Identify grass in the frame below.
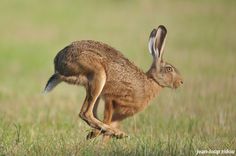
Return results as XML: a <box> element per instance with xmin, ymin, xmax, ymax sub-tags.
<box><xmin>0</xmin><ymin>0</ymin><xmax>235</xmax><ymax>155</ymax></box>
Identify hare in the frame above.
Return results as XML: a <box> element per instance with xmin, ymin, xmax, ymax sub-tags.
<box><xmin>44</xmin><ymin>25</ymin><xmax>183</xmax><ymax>140</ymax></box>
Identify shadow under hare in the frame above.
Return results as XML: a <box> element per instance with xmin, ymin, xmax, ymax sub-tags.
<box><xmin>44</xmin><ymin>25</ymin><xmax>183</xmax><ymax>140</ymax></box>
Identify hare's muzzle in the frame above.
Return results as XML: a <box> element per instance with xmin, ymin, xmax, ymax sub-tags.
<box><xmin>173</xmin><ymin>79</ymin><xmax>183</xmax><ymax>89</ymax></box>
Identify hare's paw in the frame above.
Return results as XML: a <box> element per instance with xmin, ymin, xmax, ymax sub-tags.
<box><xmin>104</xmin><ymin>128</ymin><xmax>128</xmax><ymax>139</ymax></box>
<box><xmin>113</xmin><ymin>130</ymin><xmax>128</xmax><ymax>139</ymax></box>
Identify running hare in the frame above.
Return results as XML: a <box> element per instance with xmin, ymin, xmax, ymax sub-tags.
<box><xmin>44</xmin><ymin>25</ymin><xmax>183</xmax><ymax>140</ymax></box>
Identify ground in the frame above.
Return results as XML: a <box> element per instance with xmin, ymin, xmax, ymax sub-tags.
<box><xmin>0</xmin><ymin>0</ymin><xmax>235</xmax><ymax>155</ymax></box>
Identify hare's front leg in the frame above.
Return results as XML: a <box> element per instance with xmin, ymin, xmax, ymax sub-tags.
<box><xmin>86</xmin><ymin>99</ymin><xmax>127</xmax><ymax>140</ymax></box>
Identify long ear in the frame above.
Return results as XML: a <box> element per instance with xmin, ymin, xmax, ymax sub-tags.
<box><xmin>148</xmin><ymin>25</ymin><xmax>167</xmax><ymax>60</ymax></box>
<box><xmin>148</xmin><ymin>28</ymin><xmax>158</xmax><ymax>58</ymax></box>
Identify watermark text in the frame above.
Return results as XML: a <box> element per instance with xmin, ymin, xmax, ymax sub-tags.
<box><xmin>196</xmin><ymin>149</ymin><xmax>235</xmax><ymax>155</ymax></box>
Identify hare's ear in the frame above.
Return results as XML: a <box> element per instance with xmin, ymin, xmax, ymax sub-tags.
<box><xmin>148</xmin><ymin>28</ymin><xmax>158</xmax><ymax>58</ymax></box>
<box><xmin>148</xmin><ymin>25</ymin><xmax>167</xmax><ymax>61</ymax></box>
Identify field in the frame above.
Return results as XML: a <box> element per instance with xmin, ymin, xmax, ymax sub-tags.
<box><xmin>0</xmin><ymin>0</ymin><xmax>235</xmax><ymax>155</ymax></box>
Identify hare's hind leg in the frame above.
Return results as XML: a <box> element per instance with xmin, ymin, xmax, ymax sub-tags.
<box><xmin>86</xmin><ymin>98</ymin><xmax>114</xmax><ymax>139</ymax></box>
<box><xmin>79</xmin><ymin>68</ymin><xmax>125</xmax><ymax>138</ymax></box>
<box><xmin>92</xmin><ymin>96</ymin><xmax>100</xmax><ymax>119</ymax></box>
<box><xmin>79</xmin><ymin>68</ymin><xmax>106</xmax><ymax>128</ymax></box>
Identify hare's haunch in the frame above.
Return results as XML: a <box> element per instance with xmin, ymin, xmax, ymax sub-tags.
<box><xmin>44</xmin><ymin>25</ymin><xmax>183</xmax><ymax>140</ymax></box>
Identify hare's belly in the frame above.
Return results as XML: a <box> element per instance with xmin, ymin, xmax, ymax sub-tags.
<box><xmin>102</xmin><ymin>80</ymin><xmax>148</xmax><ymax>107</ymax></box>
<box><xmin>102</xmin><ymin>81</ymin><xmax>149</xmax><ymax>117</ymax></box>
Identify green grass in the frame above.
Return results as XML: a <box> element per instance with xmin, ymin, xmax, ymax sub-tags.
<box><xmin>0</xmin><ymin>0</ymin><xmax>235</xmax><ymax>155</ymax></box>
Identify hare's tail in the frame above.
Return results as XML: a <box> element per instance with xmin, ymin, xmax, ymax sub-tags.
<box><xmin>44</xmin><ymin>73</ymin><xmax>62</xmax><ymax>93</ymax></box>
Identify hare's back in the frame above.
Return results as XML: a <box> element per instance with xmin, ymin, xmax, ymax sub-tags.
<box><xmin>71</xmin><ymin>40</ymin><xmax>126</xmax><ymax>60</ymax></box>
<box><xmin>55</xmin><ymin>40</ymin><xmax>146</xmax><ymax>82</ymax></box>
<box><xmin>73</xmin><ymin>40</ymin><xmax>146</xmax><ymax>78</ymax></box>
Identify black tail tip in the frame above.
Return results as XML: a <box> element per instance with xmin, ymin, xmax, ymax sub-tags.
<box><xmin>44</xmin><ymin>73</ymin><xmax>61</xmax><ymax>93</ymax></box>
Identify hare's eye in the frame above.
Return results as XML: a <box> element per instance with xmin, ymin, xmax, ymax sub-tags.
<box><xmin>166</xmin><ymin>66</ymin><xmax>173</xmax><ymax>72</ymax></box>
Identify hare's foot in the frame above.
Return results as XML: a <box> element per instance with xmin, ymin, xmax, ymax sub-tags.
<box><xmin>86</xmin><ymin>127</ymin><xmax>126</xmax><ymax>140</ymax></box>
<box><xmin>104</xmin><ymin>128</ymin><xmax>128</xmax><ymax>139</ymax></box>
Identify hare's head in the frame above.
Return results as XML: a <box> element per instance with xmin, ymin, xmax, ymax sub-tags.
<box><xmin>147</xmin><ymin>25</ymin><xmax>183</xmax><ymax>89</ymax></box>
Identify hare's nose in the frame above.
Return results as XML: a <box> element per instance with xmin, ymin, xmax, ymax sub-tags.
<box><xmin>180</xmin><ymin>80</ymin><xmax>183</xmax><ymax>84</ymax></box>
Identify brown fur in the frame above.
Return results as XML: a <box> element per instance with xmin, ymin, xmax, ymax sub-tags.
<box><xmin>44</xmin><ymin>25</ymin><xmax>183</xmax><ymax>140</ymax></box>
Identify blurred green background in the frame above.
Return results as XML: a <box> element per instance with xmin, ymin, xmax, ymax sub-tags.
<box><xmin>0</xmin><ymin>0</ymin><xmax>235</xmax><ymax>155</ymax></box>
